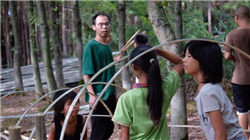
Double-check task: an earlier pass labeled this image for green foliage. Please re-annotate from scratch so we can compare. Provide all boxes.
[226,91,234,103]
[182,9,212,39]
[223,57,235,79]
[78,79,85,85]
[38,106,50,112]
[2,119,18,129]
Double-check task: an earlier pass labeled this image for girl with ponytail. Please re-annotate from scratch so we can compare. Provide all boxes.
[112,45,183,140]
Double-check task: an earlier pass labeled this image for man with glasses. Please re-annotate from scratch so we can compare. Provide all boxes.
[224,5,250,139]
[82,13,117,140]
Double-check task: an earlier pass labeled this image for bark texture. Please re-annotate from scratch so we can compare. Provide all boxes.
[147,1,187,139]
[27,1,43,95]
[9,1,24,91]
[118,0,132,90]
[48,1,65,88]
[36,1,57,93]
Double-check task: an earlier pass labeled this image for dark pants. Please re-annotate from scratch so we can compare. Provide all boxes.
[90,95,116,140]
[232,83,250,113]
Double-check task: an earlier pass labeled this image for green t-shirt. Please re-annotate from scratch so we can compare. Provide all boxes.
[82,39,116,101]
[112,71,180,140]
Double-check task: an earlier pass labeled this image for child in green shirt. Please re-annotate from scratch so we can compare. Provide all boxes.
[112,45,183,140]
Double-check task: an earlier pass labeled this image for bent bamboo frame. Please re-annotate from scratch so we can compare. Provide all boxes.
[3,38,248,139]
[77,38,250,140]
[23,82,126,140]
[59,56,129,140]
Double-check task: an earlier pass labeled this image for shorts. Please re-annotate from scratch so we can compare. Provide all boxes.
[232,83,250,114]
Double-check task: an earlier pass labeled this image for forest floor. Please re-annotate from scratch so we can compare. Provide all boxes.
[0,79,234,140]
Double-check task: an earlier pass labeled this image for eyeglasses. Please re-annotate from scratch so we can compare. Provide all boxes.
[97,22,110,28]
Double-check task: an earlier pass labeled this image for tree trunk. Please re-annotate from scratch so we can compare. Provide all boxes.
[66,4,73,56]
[23,3,31,65]
[36,1,57,93]
[170,1,188,140]
[147,1,187,140]
[48,1,65,88]
[9,1,24,91]
[118,0,131,90]
[72,0,83,79]
[20,2,31,66]
[27,1,43,95]
[0,40,2,70]
[208,1,212,34]
[62,1,67,57]
[1,2,13,68]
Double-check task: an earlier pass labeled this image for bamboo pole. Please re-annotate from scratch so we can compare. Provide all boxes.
[80,38,250,139]
[115,30,147,59]
[60,56,129,140]
[123,29,140,49]
[27,81,127,139]
[114,30,140,58]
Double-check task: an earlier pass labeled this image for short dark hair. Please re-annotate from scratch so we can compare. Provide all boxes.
[236,5,250,19]
[184,40,223,84]
[53,89,77,122]
[92,13,110,25]
[134,33,148,45]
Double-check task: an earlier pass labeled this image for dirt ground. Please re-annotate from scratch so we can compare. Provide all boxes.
[0,79,234,139]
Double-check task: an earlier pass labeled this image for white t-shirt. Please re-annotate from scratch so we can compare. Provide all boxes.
[195,83,242,140]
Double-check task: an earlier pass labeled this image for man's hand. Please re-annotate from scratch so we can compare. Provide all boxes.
[114,54,122,61]
[89,94,97,108]
[83,75,97,108]
[224,52,234,61]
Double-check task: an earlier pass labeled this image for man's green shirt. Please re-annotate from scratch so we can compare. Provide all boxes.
[82,39,116,101]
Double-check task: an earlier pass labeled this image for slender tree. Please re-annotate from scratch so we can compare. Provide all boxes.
[48,1,65,87]
[147,1,187,139]
[118,0,131,90]
[9,1,24,91]
[208,1,212,34]
[20,2,30,66]
[0,39,1,70]
[72,0,83,79]
[1,2,13,68]
[36,1,57,93]
[27,1,43,95]
[62,1,67,57]
[66,5,73,56]
[170,1,188,140]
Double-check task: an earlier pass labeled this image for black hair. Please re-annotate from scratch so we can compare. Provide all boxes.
[184,40,223,84]
[92,13,110,25]
[53,89,77,122]
[134,33,148,45]
[130,45,163,125]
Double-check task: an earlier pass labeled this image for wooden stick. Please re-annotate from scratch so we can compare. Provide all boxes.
[114,30,147,59]
[35,114,46,140]
[8,126,21,140]
[123,31,147,51]
[123,29,140,50]
[114,30,140,58]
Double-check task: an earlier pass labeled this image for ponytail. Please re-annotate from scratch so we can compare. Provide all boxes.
[147,59,163,125]
[130,46,163,125]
